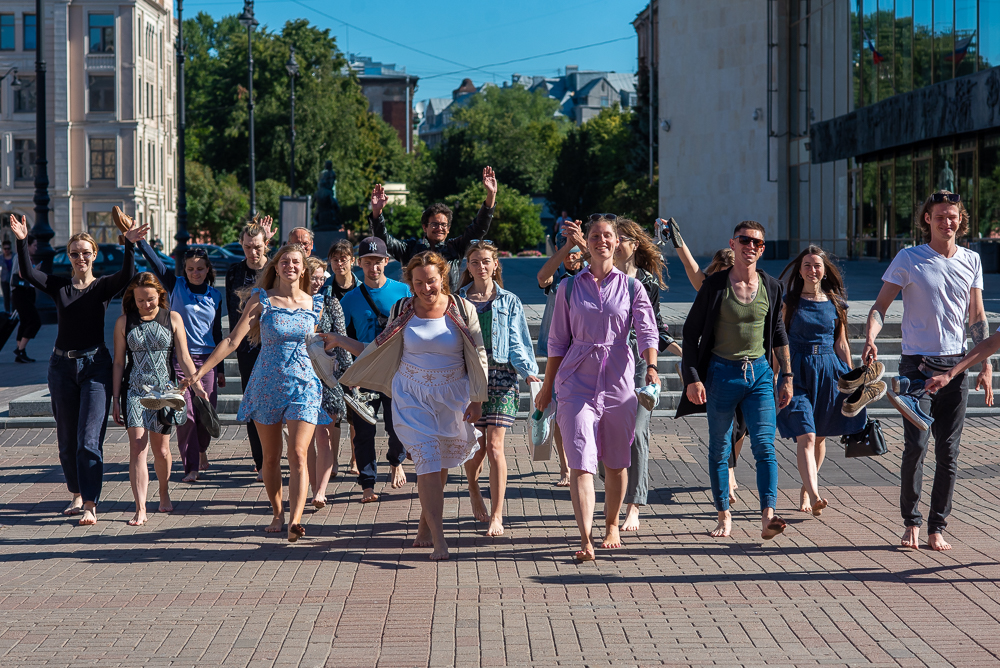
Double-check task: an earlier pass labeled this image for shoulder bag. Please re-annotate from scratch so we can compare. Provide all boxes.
[841,418,888,458]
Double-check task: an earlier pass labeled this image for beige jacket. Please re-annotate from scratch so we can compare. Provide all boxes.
[339,294,489,401]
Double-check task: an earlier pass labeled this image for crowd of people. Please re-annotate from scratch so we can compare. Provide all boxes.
[4,176,988,558]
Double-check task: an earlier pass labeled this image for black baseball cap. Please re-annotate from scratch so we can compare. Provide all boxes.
[358,237,389,259]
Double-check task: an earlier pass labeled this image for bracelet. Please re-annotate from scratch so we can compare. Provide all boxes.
[779,372,794,380]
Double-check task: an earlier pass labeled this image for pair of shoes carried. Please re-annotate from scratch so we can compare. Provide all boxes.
[139,384,186,411]
[14,349,34,363]
[305,333,340,389]
[654,217,685,249]
[111,205,133,234]
[886,376,934,431]
[840,362,886,417]
[635,382,661,411]
[191,394,222,438]
[343,387,377,425]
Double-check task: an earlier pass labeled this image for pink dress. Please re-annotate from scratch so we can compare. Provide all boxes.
[547,267,658,473]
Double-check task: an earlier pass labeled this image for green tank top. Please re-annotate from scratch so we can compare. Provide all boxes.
[712,282,768,360]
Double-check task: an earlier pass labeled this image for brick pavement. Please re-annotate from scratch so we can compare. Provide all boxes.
[2,417,1000,667]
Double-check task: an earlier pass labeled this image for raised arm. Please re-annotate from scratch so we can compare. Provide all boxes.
[862,282,902,364]
[368,184,408,262]
[10,215,54,293]
[136,239,176,292]
[538,220,585,288]
[449,167,498,256]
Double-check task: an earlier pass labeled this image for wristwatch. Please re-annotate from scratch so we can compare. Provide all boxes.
[780,372,794,380]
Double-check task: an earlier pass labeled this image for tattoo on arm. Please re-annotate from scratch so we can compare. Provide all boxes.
[775,346,792,374]
[870,309,884,327]
[971,319,992,370]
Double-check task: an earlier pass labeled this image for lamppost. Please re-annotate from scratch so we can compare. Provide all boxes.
[238,0,258,216]
[31,0,54,273]
[285,46,299,196]
[173,0,190,272]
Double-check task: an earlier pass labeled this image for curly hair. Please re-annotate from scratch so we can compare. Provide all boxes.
[404,251,451,294]
[916,190,970,241]
[306,256,327,283]
[122,272,169,315]
[459,240,504,289]
[616,218,667,288]
[421,203,454,227]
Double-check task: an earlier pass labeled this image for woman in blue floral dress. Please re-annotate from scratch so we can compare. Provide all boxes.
[186,244,328,542]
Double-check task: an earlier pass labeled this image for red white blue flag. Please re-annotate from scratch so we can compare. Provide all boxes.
[946,33,975,63]
[863,31,884,64]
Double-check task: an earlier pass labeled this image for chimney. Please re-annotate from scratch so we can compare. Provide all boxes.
[565,65,578,75]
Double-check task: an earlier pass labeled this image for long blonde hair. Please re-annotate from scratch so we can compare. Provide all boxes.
[241,243,311,346]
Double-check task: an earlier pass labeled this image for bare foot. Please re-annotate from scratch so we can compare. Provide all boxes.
[900,526,920,549]
[556,472,570,487]
[390,465,406,489]
[127,510,147,526]
[575,541,596,562]
[413,531,433,548]
[182,472,198,483]
[79,508,98,526]
[622,504,641,532]
[710,510,731,538]
[360,488,379,504]
[429,547,450,561]
[158,496,173,513]
[468,485,490,522]
[761,516,786,541]
[811,499,828,517]
[348,462,359,476]
[199,452,210,471]
[799,486,811,513]
[927,532,952,551]
[487,516,504,536]
[255,470,263,483]
[331,463,339,479]
[265,516,284,533]
[602,525,623,549]
[63,496,84,516]
[288,523,305,543]
[312,497,327,509]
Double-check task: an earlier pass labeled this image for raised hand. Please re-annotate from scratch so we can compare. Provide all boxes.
[259,215,276,240]
[370,184,388,217]
[10,215,28,240]
[482,167,498,207]
[561,220,586,249]
[124,222,150,244]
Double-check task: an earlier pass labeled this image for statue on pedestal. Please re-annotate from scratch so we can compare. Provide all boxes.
[313,160,342,231]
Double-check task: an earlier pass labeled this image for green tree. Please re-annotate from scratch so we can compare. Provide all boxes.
[256,179,291,221]
[426,86,569,200]
[447,181,543,252]
[185,160,249,244]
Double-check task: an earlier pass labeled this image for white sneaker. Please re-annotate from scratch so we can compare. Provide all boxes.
[343,388,377,425]
[161,384,186,411]
[138,384,186,411]
[635,382,661,411]
[306,333,340,389]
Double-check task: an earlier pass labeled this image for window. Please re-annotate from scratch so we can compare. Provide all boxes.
[147,83,153,119]
[14,77,35,112]
[600,95,609,107]
[23,14,35,50]
[89,137,115,180]
[138,143,143,182]
[86,212,118,244]
[89,14,114,54]
[88,75,114,112]
[137,76,142,115]
[0,15,13,50]
[148,142,155,184]
[14,139,35,181]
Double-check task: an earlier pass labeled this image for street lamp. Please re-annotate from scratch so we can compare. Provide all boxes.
[31,0,54,274]
[285,45,299,196]
[238,0,258,216]
[0,67,20,89]
[173,0,190,273]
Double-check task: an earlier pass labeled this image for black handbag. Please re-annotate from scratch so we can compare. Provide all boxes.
[841,418,888,458]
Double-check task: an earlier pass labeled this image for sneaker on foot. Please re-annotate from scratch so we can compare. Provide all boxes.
[887,390,933,431]
[344,388,377,425]
[838,361,885,393]
[842,380,887,417]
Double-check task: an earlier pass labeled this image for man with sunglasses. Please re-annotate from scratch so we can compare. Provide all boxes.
[865,190,991,552]
[677,221,793,541]
[368,167,497,292]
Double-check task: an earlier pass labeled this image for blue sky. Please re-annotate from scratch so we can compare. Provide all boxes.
[180,0,649,101]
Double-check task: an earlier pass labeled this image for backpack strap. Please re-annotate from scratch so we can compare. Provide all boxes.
[562,275,576,306]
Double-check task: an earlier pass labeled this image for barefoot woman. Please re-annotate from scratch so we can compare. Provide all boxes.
[185,244,330,541]
[112,273,209,525]
[535,215,659,561]
[339,252,487,560]
[10,214,148,526]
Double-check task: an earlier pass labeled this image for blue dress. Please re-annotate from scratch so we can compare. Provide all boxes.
[237,289,331,426]
[776,298,865,439]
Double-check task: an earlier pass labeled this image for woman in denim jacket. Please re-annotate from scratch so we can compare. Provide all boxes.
[459,241,540,536]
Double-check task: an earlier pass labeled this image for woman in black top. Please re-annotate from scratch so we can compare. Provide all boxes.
[11,214,148,526]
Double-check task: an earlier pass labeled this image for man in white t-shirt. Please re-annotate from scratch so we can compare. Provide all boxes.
[863,190,992,552]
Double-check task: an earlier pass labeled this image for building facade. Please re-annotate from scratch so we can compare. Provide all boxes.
[0,0,176,247]
[652,0,1000,260]
[348,55,418,152]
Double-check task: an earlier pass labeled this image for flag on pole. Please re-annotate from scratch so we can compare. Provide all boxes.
[863,31,884,64]
[946,33,976,64]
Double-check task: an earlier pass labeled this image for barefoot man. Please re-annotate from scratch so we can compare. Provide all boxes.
[865,191,991,551]
[676,221,793,540]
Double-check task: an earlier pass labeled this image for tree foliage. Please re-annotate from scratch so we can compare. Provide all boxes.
[184,160,249,245]
[446,182,544,252]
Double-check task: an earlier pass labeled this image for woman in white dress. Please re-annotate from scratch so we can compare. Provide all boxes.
[336,251,487,560]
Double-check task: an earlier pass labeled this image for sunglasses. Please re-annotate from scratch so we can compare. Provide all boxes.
[470,239,494,246]
[735,235,766,249]
[69,251,94,260]
[589,213,618,223]
[184,248,209,258]
[930,192,961,204]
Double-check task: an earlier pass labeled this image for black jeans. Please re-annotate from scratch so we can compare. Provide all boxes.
[351,390,405,490]
[236,346,264,471]
[1,281,10,313]
[12,287,40,341]
[899,354,968,535]
[48,348,113,505]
